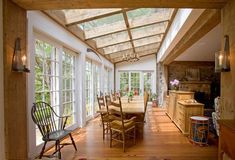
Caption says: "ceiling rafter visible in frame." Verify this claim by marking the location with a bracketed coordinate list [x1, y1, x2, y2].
[42, 11, 111, 62]
[44, 8, 177, 63]
[97, 32, 164, 49]
[66, 8, 134, 27]
[102, 9, 175, 61]
[106, 41, 161, 55]
[122, 9, 135, 53]
[154, 9, 178, 60]
[85, 19, 169, 40]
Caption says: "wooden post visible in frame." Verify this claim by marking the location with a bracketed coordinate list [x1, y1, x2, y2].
[3, 0, 28, 159]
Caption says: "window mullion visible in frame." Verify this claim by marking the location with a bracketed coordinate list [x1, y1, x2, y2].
[58, 47, 63, 117]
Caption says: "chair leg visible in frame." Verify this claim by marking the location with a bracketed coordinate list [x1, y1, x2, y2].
[102, 123, 105, 140]
[134, 127, 136, 145]
[110, 129, 112, 148]
[122, 132, 125, 152]
[58, 140, 61, 159]
[55, 141, 58, 151]
[69, 133, 77, 151]
[55, 141, 58, 154]
[39, 141, 47, 159]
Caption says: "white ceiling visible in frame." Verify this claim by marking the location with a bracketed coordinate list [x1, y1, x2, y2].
[175, 23, 221, 61]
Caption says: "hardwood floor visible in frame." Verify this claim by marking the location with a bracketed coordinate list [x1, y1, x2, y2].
[46, 105, 218, 160]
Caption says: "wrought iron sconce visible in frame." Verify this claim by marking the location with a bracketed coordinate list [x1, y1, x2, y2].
[215, 35, 230, 72]
[12, 37, 30, 72]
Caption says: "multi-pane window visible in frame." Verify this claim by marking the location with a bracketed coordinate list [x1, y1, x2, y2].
[108, 69, 112, 93]
[131, 72, 140, 95]
[62, 50, 75, 126]
[34, 39, 60, 145]
[93, 63, 101, 113]
[120, 72, 129, 96]
[144, 72, 153, 94]
[34, 39, 77, 146]
[85, 59, 93, 118]
[104, 67, 109, 94]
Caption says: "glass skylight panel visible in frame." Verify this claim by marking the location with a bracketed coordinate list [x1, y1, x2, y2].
[103, 42, 132, 54]
[110, 49, 134, 58]
[131, 22, 168, 39]
[127, 8, 173, 28]
[133, 34, 163, 47]
[62, 9, 121, 24]
[135, 42, 160, 53]
[79, 13, 126, 39]
[94, 31, 130, 48]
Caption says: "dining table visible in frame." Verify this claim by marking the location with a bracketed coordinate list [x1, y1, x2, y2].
[97, 96, 145, 114]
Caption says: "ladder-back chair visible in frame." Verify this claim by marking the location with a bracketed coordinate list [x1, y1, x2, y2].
[97, 95, 109, 140]
[105, 96, 136, 152]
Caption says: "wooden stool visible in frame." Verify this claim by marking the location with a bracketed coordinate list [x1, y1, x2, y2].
[189, 116, 209, 146]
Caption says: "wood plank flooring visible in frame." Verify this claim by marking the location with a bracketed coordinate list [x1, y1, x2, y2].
[46, 105, 218, 160]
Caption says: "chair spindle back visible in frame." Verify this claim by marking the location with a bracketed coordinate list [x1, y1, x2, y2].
[31, 102, 58, 138]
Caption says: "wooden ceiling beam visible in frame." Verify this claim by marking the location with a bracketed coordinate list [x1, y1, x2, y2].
[122, 9, 135, 53]
[163, 9, 221, 65]
[155, 9, 178, 61]
[106, 41, 160, 55]
[43, 11, 112, 62]
[97, 32, 164, 49]
[111, 48, 156, 59]
[13, 0, 227, 10]
[85, 19, 169, 40]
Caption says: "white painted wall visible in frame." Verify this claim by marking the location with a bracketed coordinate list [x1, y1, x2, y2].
[27, 11, 114, 158]
[115, 55, 157, 93]
[175, 24, 221, 61]
[157, 9, 204, 62]
[0, 0, 5, 159]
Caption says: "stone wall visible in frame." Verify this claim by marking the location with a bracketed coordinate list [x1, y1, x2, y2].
[168, 61, 219, 85]
[221, 0, 235, 119]
[157, 63, 168, 107]
[168, 61, 220, 107]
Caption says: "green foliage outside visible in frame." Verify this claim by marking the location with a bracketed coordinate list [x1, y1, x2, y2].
[35, 39, 74, 128]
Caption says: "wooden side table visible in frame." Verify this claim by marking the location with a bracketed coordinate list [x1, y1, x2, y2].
[218, 120, 235, 160]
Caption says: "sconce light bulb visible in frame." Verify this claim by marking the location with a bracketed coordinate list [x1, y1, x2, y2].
[22, 55, 26, 66]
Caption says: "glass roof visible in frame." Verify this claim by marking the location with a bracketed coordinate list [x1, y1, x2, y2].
[133, 34, 163, 47]
[127, 8, 173, 28]
[63, 9, 121, 24]
[103, 42, 132, 54]
[131, 22, 168, 39]
[135, 42, 161, 53]
[47, 8, 175, 62]
[79, 13, 126, 39]
[94, 31, 130, 48]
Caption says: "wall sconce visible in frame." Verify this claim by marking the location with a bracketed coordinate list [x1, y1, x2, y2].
[215, 35, 230, 72]
[12, 37, 30, 72]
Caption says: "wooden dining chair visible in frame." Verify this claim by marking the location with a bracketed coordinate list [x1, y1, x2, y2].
[143, 92, 149, 122]
[105, 94, 112, 105]
[31, 102, 77, 159]
[97, 95, 109, 140]
[105, 97, 136, 152]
